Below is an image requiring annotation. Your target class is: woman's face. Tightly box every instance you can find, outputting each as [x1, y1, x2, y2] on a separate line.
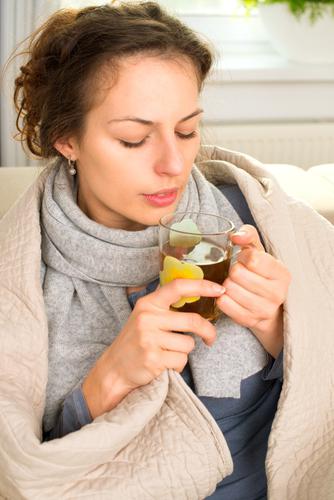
[57, 55, 202, 230]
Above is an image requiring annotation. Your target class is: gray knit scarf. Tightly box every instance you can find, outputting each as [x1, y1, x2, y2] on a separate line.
[41, 159, 267, 432]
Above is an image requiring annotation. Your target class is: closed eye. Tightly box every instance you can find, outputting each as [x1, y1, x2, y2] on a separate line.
[176, 131, 198, 140]
[119, 138, 147, 148]
[119, 130, 198, 149]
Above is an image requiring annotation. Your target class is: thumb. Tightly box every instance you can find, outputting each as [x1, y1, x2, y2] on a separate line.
[230, 225, 264, 251]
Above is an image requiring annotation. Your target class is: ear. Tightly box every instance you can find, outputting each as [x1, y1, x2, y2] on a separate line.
[53, 136, 79, 160]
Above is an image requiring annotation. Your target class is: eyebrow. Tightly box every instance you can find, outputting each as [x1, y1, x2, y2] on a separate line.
[107, 108, 204, 126]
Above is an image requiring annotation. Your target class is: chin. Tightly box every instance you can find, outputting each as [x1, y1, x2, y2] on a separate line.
[135, 192, 182, 228]
[135, 211, 169, 229]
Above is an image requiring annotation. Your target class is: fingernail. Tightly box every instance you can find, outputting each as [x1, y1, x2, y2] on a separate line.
[233, 231, 247, 237]
[213, 284, 225, 294]
[209, 335, 217, 346]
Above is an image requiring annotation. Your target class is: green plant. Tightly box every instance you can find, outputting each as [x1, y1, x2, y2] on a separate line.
[241, 0, 334, 22]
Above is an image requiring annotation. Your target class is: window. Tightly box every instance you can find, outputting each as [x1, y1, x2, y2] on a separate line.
[60, 1, 266, 58]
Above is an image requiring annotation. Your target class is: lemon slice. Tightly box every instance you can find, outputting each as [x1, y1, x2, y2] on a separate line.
[159, 255, 204, 308]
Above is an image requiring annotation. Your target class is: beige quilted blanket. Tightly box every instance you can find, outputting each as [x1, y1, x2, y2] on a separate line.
[0, 146, 333, 499]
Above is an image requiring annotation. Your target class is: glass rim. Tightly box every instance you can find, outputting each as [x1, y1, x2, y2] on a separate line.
[159, 211, 235, 236]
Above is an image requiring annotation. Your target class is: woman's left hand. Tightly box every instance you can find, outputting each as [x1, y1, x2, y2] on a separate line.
[216, 224, 291, 358]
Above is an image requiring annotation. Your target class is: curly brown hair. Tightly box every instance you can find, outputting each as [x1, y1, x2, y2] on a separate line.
[10, 1, 214, 159]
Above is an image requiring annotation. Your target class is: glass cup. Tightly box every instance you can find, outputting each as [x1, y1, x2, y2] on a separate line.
[159, 211, 235, 322]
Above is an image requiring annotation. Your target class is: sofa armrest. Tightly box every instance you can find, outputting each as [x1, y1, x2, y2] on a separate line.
[308, 164, 334, 188]
[264, 164, 334, 224]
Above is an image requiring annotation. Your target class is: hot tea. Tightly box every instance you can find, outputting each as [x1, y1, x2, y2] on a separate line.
[160, 239, 232, 321]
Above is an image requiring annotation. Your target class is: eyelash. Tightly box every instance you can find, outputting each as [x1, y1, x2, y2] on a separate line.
[119, 131, 198, 149]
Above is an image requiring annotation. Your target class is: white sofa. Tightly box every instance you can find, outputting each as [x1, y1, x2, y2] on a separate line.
[0, 164, 334, 223]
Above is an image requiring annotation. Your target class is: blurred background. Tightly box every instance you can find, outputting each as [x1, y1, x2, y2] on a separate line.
[1, 0, 334, 168]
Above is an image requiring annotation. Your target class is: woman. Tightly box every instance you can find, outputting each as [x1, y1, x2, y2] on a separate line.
[0, 2, 333, 499]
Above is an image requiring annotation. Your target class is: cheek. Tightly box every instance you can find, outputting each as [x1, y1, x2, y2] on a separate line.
[85, 137, 131, 180]
[187, 134, 201, 160]
[103, 170, 136, 201]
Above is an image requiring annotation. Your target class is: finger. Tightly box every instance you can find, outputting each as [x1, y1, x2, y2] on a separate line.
[230, 224, 265, 252]
[236, 248, 289, 281]
[157, 309, 217, 346]
[158, 331, 195, 354]
[215, 292, 257, 329]
[161, 350, 189, 373]
[218, 277, 279, 317]
[150, 278, 225, 311]
[226, 262, 285, 303]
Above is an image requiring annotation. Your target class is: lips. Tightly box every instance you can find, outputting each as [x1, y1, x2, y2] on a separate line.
[145, 188, 178, 196]
[143, 188, 178, 207]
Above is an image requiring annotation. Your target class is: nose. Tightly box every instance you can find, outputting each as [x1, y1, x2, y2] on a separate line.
[153, 136, 184, 177]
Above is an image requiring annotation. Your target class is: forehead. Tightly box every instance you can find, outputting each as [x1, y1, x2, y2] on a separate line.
[90, 55, 200, 119]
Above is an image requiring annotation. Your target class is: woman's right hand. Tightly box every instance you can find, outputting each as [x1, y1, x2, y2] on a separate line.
[82, 278, 225, 419]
